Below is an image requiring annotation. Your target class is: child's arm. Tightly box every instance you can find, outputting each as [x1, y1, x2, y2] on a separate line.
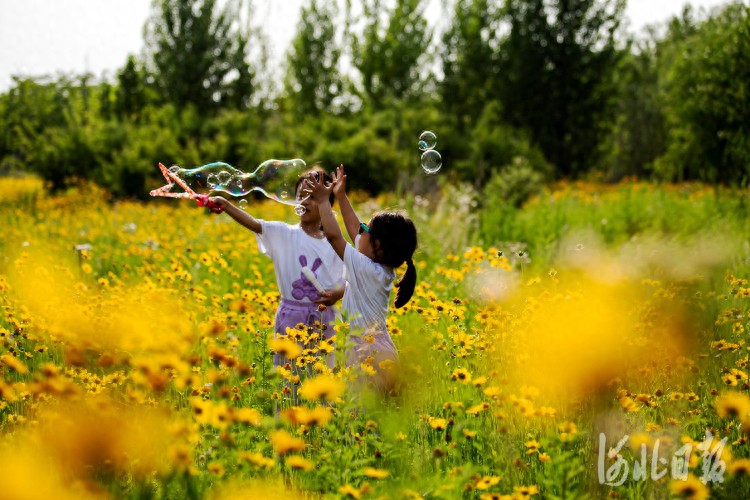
[332, 165, 361, 242]
[208, 196, 262, 233]
[304, 176, 346, 259]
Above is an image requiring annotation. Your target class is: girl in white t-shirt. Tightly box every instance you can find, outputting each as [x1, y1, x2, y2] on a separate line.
[304, 165, 418, 392]
[207, 170, 345, 370]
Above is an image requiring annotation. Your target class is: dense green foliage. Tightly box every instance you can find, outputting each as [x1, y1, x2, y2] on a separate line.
[1, 0, 748, 199]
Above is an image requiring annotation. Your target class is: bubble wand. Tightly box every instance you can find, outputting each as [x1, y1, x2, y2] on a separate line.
[149, 159, 310, 214]
[150, 162, 223, 212]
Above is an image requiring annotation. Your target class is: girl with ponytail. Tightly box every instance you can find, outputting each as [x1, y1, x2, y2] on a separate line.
[304, 165, 418, 392]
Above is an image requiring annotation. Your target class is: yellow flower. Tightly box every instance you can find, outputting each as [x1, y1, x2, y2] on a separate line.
[451, 368, 472, 384]
[238, 451, 275, 469]
[539, 452, 551, 463]
[207, 462, 224, 475]
[715, 391, 750, 419]
[233, 407, 262, 426]
[168, 443, 193, 472]
[669, 474, 709, 499]
[558, 421, 577, 436]
[270, 338, 302, 359]
[513, 485, 539, 497]
[363, 467, 389, 479]
[466, 402, 491, 415]
[298, 374, 345, 402]
[429, 417, 448, 431]
[475, 475, 501, 490]
[618, 396, 639, 412]
[480, 494, 512, 500]
[484, 386, 502, 398]
[285, 455, 314, 471]
[629, 432, 654, 452]
[339, 484, 361, 499]
[283, 406, 333, 427]
[270, 430, 306, 455]
[524, 440, 540, 454]
[463, 428, 477, 439]
[729, 458, 750, 476]
[360, 362, 377, 377]
[0, 354, 28, 374]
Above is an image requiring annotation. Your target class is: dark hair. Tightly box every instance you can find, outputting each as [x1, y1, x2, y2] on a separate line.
[295, 169, 335, 206]
[369, 211, 418, 308]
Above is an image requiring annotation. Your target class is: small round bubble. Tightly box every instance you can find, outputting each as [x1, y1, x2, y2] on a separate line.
[218, 171, 232, 186]
[280, 191, 289, 199]
[169, 165, 180, 174]
[207, 173, 219, 187]
[418, 131, 437, 151]
[421, 150, 442, 174]
[238, 199, 248, 210]
[295, 205, 306, 216]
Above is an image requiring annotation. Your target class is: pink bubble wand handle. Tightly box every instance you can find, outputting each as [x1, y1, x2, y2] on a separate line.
[196, 194, 223, 213]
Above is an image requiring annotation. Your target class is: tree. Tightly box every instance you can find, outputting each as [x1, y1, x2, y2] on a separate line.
[602, 33, 667, 180]
[440, 0, 502, 132]
[655, 3, 750, 184]
[351, 0, 432, 106]
[499, 0, 624, 177]
[115, 55, 151, 120]
[284, 0, 343, 115]
[144, 0, 255, 114]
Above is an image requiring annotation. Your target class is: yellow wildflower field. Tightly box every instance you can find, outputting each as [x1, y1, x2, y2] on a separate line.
[0, 177, 748, 499]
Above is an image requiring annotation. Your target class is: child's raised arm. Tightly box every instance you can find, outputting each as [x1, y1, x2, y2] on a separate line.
[331, 165, 361, 243]
[208, 196, 262, 233]
[304, 176, 346, 259]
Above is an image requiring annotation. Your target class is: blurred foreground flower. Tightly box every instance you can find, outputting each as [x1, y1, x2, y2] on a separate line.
[298, 373, 345, 402]
[493, 272, 688, 402]
[8, 251, 194, 357]
[0, 397, 187, 497]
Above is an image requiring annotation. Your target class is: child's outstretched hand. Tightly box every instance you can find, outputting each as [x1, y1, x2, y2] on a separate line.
[207, 196, 229, 214]
[304, 172, 333, 204]
[332, 164, 347, 197]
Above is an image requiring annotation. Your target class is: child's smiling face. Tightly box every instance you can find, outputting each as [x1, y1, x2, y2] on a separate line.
[296, 185, 320, 222]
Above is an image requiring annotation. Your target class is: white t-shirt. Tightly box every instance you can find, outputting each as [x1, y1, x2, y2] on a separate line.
[255, 221, 345, 302]
[342, 236, 396, 334]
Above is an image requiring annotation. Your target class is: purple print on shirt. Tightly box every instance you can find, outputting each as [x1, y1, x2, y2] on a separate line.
[291, 255, 322, 300]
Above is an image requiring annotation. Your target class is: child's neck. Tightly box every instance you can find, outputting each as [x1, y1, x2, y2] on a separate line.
[300, 220, 324, 238]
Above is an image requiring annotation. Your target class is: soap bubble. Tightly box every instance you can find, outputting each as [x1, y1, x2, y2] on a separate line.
[418, 131, 437, 151]
[168, 165, 180, 174]
[295, 204, 306, 216]
[161, 159, 307, 206]
[238, 199, 248, 210]
[217, 171, 232, 186]
[421, 150, 442, 174]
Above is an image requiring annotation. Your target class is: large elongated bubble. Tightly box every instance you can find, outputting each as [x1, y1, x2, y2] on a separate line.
[172, 159, 306, 206]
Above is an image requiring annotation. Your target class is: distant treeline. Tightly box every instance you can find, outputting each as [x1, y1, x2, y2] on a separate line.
[1, 0, 748, 201]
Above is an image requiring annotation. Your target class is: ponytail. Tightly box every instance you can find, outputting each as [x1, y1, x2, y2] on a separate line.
[368, 211, 418, 307]
[394, 258, 416, 308]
